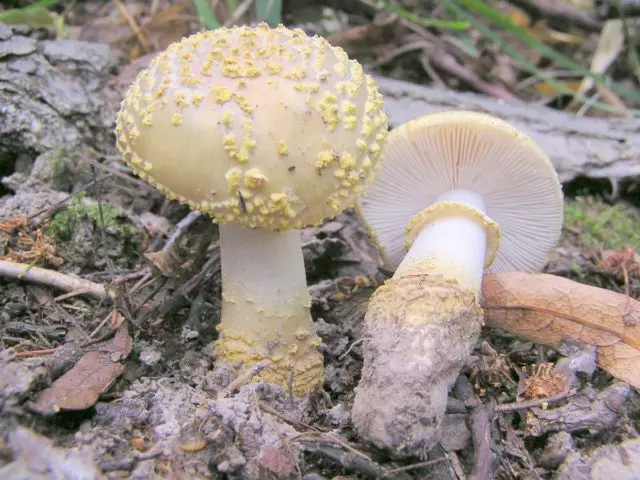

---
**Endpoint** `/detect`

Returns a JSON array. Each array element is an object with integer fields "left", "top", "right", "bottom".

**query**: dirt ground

[{"left": 1, "top": 1, "right": 639, "bottom": 479}]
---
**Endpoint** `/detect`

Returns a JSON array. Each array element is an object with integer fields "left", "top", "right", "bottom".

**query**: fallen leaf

[
  {"left": 481, "top": 272, "right": 640, "bottom": 388},
  {"left": 29, "top": 322, "right": 132, "bottom": 415}
]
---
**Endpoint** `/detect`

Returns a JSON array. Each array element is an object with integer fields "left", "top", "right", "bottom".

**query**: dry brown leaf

[
  {"left": 30, "top": 322, "right": 132, "bottom": 415},
  {"left": 481, "top": 272, "right": 640, "bottom": 388}
]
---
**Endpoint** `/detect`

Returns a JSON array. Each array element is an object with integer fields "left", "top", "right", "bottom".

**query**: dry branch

[
  {"left": 0, "top": 260, "right": 114, "bottom": 301},
  {"left": 374, "top": 75, "right": 640, "bottom": 184}
]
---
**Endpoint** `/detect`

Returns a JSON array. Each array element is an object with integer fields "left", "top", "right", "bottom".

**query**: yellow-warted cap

[
  {"left": 359, "top": 111, "right": 564, "bottom": 273},
  {"left": 115, "top": 23, "right": 388, "bottom": 230}
]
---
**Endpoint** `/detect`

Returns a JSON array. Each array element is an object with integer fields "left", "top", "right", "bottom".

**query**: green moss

[
  {"left": 564, "top": 196, "right": 640, "bottom": 251},
  {"left": 48, "top": 192, "right": 137, "bottom": 241}
]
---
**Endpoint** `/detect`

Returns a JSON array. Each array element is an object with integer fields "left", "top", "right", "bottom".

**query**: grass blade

[
  {"left": 445, "top": 1, "right": 640, "bottom": 116},
  {"left": 192, "top": 0, "right": 221, "bottom": 30},
  {"left": 456, "top": 0, "right": 640, "bottom": 104},
  {"left": 256, "top": 0, "right": 282, "bottom": 27},
  {"left": 378, "top": 0, "right": 470, "bottom": 31}
]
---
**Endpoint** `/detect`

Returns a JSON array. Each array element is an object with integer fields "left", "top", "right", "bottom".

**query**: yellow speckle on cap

[
  {"left": 223, "top": 133, "right": 237, "bottom": 148},
  {"left": 128, "top": 126, "right": 140, "bottom": 140},
  {"left": 277, "top": 140, "right": 288, "bottom": 156},
  {"left": 265, "top": 62, "right": 282, "bottom": 75},
  {"left": 245, "top": 168, "right": 268, "bottom": 188},
  {"left": 284, "top": 67, "right": 307, "bottom": 80},
  {"left": 342, "top": 100, "right": 357, "bottom": 114},
  {"left": 142, "top": 116, "right": 152, "bottom": 127},
  {"left": 356, "top": 138, "right": 367, "bottom": 151},
  {"left": 213, "top": 86, "right": 233, "bottom": 104},
  {"left": 339, "top": 152, "right": 356, "bottom": 169},
  {"left": 225, "top": 167, "right": 243, "bottom": 190},
  {"left": 343, "top": 116, "right": 357, "bottom": 130},
  {"left": 192, "top": 93, "right": 205, "bottom": 107},
  {"left": 171, "top": 113, "right": 182, "bottom": 125},
  {"left": 316, "top": 150, "right": 335, "bottom": 170},
  {"left": 222, "top": 111, "right": 232, "bottom": 127}
]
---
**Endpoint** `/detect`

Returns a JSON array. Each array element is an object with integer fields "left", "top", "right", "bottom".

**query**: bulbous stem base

[
  {"left": 214, "top": 223, "right": 324, "bottom": 396},
  {"left": 351, "top": 261, "right": 484, "bottom": 456}
]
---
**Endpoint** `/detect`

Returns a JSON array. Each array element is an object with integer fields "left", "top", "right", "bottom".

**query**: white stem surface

[
  {"left": 394, "top": 189, "right": 488, "bottom": 294},
  {"left": 219, "top": 223, "right": 310, "bottom": 312}
]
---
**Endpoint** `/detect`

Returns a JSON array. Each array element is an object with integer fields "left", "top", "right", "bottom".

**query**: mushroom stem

[
  {"left": 215, "top": 223, "right": 324, "bottom": 395},
  {"left": 395, "top": 189, "right": 488, "bottom": 294},
  {"left": 352, "top": 193, "right": 499, "bottom": 455}
]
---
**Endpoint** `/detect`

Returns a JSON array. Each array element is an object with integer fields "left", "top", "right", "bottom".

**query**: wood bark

[{"left": 374, "top": 75, "right": 640, "bottom": 184}]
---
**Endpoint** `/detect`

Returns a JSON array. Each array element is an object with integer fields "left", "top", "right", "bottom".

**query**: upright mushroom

[
  {"left": 114, "top": 24, "right": 388, "bottom": 395},
  {"left": 352, "top": 111, "right": 563, "bottom": 455}
]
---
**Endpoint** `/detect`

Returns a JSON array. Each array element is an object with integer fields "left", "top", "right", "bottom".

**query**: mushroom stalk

[
  {"left": 395, "top": 189, "right": 488, "bottom": 293},
  {"left": 216, "top": 223, "right": 324, "bottom": 395},
  {"left": 352, "top": 191, "right": 495, "bottom": 457}
]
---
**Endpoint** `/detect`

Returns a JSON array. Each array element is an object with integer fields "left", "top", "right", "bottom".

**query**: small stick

[
  {"left": 99, "top": 449, "right": 162, "bottom": 472},
  {"left": 217, "top": 361, "right": 270, "bottom": 399},
  {"left": 494, "top": 389, "right": 574, "bottom": 413},
  {"left": 0, "top": 260, "right": 114, "bottom": 301},
  {"left": 338, "top": 338, "right": 364, "bottom": 360},
  {"left": 112, "top": 0, "right": 150, "bottom": 52},
  {"left": 14, "top": 348, "right": 57, "bottom": 358},
  {"left": 383, "top": 457, "right": 447, "bottom": 476}
]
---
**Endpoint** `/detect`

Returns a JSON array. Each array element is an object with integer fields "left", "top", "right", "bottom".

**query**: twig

[
  {"left": 0, "top": 260, "right": 114, "bottom": 301},
  {"left": 383, "top": 457, "right": 447, "bottom": 476},
  {"left": 217, "top": 361, "right": 270, "bottom": 399},
  {"left": 112, "top": 0, "right": 150, "bottom": 52},
  {"left": 454, "top": 376, "right": 494, "bottom": 480},
  {"left": 258, "top": 402, "right": 325, "bottom": 433},
  {"left": 161, "top": 211, "right": 203, "bottom": 252},
  {"left": 99, "top": 449, "right": 162, "bottom": 472},
  {"left": 300, "top": 443, "right": 383, "bottom": 478},
  {"left": 14, "top": 348, "right": 57, "bottom": 358},
  {"left": 338, "top": 338, "right": 364, "bottom": 360},
  {"left": 494, "top": 389, "right": 574, "bottom": 413},
  {"left": 89, "top": 310, "right": 115, "bottom": 338}
]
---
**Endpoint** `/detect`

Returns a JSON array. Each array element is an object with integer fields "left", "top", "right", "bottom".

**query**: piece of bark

[
  {"left": 481, "top": 272, "right": 640, "bottom": 388},
  {"left": 373, "top": 75, "right": 640, "bottom": 184}
]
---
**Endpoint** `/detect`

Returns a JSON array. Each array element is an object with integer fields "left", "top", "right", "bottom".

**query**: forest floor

[{"left": 0, "top": 1, "right": 639, "bottom": 479}]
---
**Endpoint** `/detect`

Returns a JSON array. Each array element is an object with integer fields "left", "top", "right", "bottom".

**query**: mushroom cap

[
  {"left": 115, "top": 23, "right": 388, "bottom": 231},
  {"left": 358, "top": 110, "right": 564, "bottom": 273}
]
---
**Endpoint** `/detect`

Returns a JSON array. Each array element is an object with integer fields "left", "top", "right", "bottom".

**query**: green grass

[
  {"left": 563, "top": 196, "right": 640, "bottom": 251},
  {"left": 0, "top": 0, "right": 66, "bottom": 38}
]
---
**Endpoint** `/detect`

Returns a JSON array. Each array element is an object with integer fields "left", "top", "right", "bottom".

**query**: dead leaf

[
  {"left": 481, "top": 272, "right": 640, "bottom": 388},
  {"left": 29, "top": 322, "right": 132, "bottom": 415}
]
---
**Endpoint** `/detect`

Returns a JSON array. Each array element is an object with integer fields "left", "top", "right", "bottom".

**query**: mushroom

[
  {"left": 351, "top": 111, "right": 563, "bottom": 455},
  {"left": 114, "top": 24, "right": 388, "bottom": 395}
]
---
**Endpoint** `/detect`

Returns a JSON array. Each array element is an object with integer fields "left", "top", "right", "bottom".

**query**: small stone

[{"left": 139, "top": 345, "right": 162, "bottom": 367}]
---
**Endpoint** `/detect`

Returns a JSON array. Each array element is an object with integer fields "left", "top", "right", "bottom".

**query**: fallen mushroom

[
  {"left": 114, "top": 24, "right": 388, "bottom": 395},
  {"left": 352, "top": 111, "right": 563, "bottom": 455}
]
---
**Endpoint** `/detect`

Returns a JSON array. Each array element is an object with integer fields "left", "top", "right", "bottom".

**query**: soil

[{"left": 1, "top": 3, "right": 639, "bottom": 480}]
